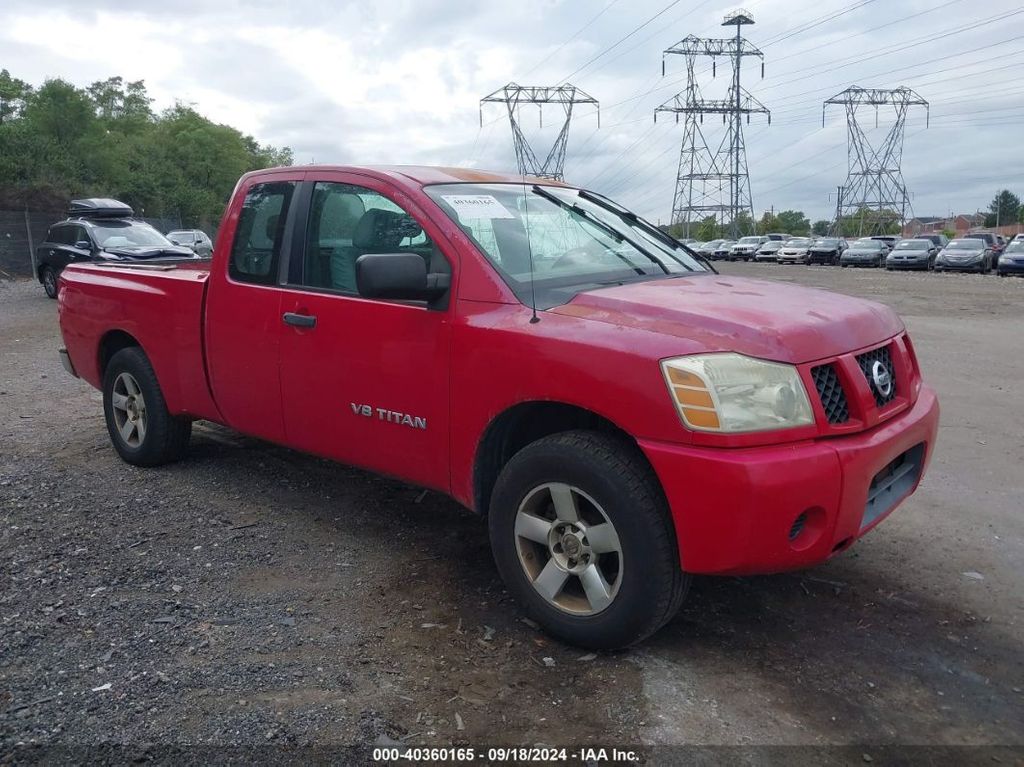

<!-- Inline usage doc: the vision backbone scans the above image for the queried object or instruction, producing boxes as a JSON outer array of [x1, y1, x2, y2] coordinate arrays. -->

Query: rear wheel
[[488, 430, 688, 649], [42, 266, 58, 299], [103, 347, 191, 466]]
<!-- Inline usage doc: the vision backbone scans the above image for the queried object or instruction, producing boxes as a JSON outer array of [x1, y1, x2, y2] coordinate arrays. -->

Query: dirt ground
[[1, 265, 1022, 760]]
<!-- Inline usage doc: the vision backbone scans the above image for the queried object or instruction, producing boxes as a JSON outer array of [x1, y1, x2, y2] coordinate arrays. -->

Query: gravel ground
[[1, 265, 1022, 760]]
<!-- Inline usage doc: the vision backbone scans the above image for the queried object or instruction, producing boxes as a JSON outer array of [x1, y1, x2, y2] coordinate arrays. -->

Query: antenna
[[521, 181, 540, 324]]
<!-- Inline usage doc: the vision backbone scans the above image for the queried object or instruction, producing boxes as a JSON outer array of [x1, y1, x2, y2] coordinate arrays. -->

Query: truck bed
[[58, 261, 223, 422]]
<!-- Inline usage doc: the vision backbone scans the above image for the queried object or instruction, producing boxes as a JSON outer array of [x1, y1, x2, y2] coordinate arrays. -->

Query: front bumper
[[639, 385, 939, 575], [887, 256, 929, 269], [998, 259, 1024, 275], [936, 258, 984, 272]]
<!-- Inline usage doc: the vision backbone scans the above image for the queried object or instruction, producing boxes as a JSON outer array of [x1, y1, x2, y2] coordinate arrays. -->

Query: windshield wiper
[[532, 185, 669, 275], [577, 189, 718, 274]]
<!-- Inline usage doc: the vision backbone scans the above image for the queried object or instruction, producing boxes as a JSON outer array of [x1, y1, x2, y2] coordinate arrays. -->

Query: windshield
[[784, 238, 811, 247], [424, 183, 708, 308], [849, 241, 880, 251], [947, 240, 980, 250], [91, 220, 174, 249], [896, 240, 928, 250], [814, 239, 838, 246], [168, 231, 195, 243], [1006, 241, 1024, 253], [738, 236, 761, 244]]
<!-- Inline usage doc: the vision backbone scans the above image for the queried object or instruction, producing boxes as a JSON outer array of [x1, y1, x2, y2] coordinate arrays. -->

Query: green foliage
[[941, 228, 956, 240], [0, 71, 291, 228], [696, 216, 721, 241], [812, 219, 831, 236], [0, 69, 32, 124], [756, 211, 778, 235], [774, 210, 810, 236], [984, 189, 1020, 227], [834, 207, 901, 236]]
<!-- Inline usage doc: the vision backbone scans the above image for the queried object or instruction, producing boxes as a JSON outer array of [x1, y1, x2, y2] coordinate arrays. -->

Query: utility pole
[[656, 10, 769, 239], [823, 86, 928, 236], [480, 83, 599, 180]]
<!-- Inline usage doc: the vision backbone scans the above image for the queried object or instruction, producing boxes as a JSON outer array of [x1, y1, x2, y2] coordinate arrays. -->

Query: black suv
[[36, 199, 195, 298]]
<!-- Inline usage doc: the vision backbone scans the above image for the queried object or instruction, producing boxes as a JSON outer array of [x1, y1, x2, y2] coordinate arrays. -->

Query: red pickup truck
[[57, 166, 939, 648]]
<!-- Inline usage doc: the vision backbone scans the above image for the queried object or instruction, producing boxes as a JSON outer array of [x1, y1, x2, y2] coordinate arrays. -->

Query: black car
[[36, 199, 196, 298], [914, 233, 949, 249], [886, 238, 938, 271], [807, 237, 847, 265], [840, 239, 887, 267], [167, 229, 214, 257], [996, 239, 1024, 277], [868, 235, 900, 254], [935, 239, 993, 274]]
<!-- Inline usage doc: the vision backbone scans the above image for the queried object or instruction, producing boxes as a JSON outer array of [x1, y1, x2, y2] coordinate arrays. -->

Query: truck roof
[[243, 164, 572, 189]]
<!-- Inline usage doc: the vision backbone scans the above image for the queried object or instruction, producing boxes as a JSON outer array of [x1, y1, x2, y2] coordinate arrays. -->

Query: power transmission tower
[[480, 83, 599, 181], [656, 10, 769, 239], [823, 86, 928, 236]]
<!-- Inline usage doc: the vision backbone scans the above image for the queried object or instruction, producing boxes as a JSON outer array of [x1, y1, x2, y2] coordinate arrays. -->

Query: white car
[[776, 237, 814, 264], [729, 236, 768, 261]]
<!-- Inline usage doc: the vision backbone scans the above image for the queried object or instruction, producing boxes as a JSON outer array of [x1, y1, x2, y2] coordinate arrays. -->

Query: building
[[903, 213, 987, 238]]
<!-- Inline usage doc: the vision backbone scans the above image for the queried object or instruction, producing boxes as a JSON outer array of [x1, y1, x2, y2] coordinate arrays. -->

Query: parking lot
[[1, 264, 1022, 755]]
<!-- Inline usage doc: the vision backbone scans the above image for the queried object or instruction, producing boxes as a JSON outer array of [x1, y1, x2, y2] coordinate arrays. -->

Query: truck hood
[[550, 275, 903, 364]]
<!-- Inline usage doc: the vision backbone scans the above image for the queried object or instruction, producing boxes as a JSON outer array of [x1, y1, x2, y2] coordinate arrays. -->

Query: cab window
[[297, 181, 448, 295], [229, 181, 295, 285]]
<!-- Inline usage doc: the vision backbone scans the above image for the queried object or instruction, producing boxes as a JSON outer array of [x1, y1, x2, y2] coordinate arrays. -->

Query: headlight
[[661, 353, 814, 433]]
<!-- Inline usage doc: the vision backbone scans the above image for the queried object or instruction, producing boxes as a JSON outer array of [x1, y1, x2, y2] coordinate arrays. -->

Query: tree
[[985, 189, 1020, 228], [0, 70, 292, 228], [0, 69, 32, 124], [696, 216, 721, 241], [774, 210, 810, 235], [941, 228, 957, 240], [812, 219, 831, 236], [88, 77, 153, 130], [756, 211, 779, 235]]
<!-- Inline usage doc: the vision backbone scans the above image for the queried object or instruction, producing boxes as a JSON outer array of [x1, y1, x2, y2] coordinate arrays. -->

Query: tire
[[488, 430, 688, 649], [102, 347, 191, 467], [42, 266, 59, 299]]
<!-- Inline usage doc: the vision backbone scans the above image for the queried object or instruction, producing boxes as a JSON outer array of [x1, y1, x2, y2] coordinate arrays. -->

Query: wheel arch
[[472, 400, 659, 516], [98, 330, 143, 378]]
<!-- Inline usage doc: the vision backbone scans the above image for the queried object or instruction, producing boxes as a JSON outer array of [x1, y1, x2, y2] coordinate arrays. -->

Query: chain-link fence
[[0, 208, 196, 279]]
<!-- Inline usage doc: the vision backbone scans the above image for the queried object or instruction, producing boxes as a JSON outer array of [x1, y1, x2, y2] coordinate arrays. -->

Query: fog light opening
[[788, 512, 807, 542], [788, 506, 827, 552]]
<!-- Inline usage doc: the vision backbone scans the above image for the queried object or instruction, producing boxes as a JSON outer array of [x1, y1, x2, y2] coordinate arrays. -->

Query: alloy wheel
[[514, 482, 623, 615], [111, 372, 147, 447]]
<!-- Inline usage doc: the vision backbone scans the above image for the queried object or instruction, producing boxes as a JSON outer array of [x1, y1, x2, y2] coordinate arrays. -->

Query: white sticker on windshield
[[441, 194, 514, 219]]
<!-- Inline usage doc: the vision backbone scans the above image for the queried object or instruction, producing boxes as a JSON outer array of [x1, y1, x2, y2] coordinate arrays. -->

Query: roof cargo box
[[69, 198, 134, 218]]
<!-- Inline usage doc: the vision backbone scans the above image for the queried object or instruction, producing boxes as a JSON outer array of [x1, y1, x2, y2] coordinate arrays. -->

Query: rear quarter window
[[229, 181, 296, 285]]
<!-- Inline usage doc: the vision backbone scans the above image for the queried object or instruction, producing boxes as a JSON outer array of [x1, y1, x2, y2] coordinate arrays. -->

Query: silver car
[[776, 237, 813, 264], [167, 229, 214, 257]]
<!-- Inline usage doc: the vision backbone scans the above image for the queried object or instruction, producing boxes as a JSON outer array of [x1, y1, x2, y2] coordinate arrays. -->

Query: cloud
[[2, 0, 1021, 223]]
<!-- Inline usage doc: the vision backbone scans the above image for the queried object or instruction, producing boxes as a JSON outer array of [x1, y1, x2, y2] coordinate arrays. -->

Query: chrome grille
[[857, 345, 897, 408]]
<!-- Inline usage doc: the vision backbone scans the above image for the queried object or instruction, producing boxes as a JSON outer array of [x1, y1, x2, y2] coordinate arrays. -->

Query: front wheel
[[42, 266, 59, 299], [103, 347, 191, 467], [489, 431, 688, 649]]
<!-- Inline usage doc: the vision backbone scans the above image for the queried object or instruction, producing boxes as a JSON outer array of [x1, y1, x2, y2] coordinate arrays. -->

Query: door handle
[[282, 312, 317, 329]]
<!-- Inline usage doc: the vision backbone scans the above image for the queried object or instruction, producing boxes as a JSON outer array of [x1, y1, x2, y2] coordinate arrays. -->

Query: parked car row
[[35, 199, 214, 298], [705, 230, 1022, 276]]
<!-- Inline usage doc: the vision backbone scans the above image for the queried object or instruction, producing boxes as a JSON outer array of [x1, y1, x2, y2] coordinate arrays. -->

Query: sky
[[3, 0, 1022, 224]]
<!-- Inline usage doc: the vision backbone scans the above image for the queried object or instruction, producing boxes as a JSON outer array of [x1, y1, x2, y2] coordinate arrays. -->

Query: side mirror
[[355, 253, 450, 303], [75, 240, 92, 251]]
